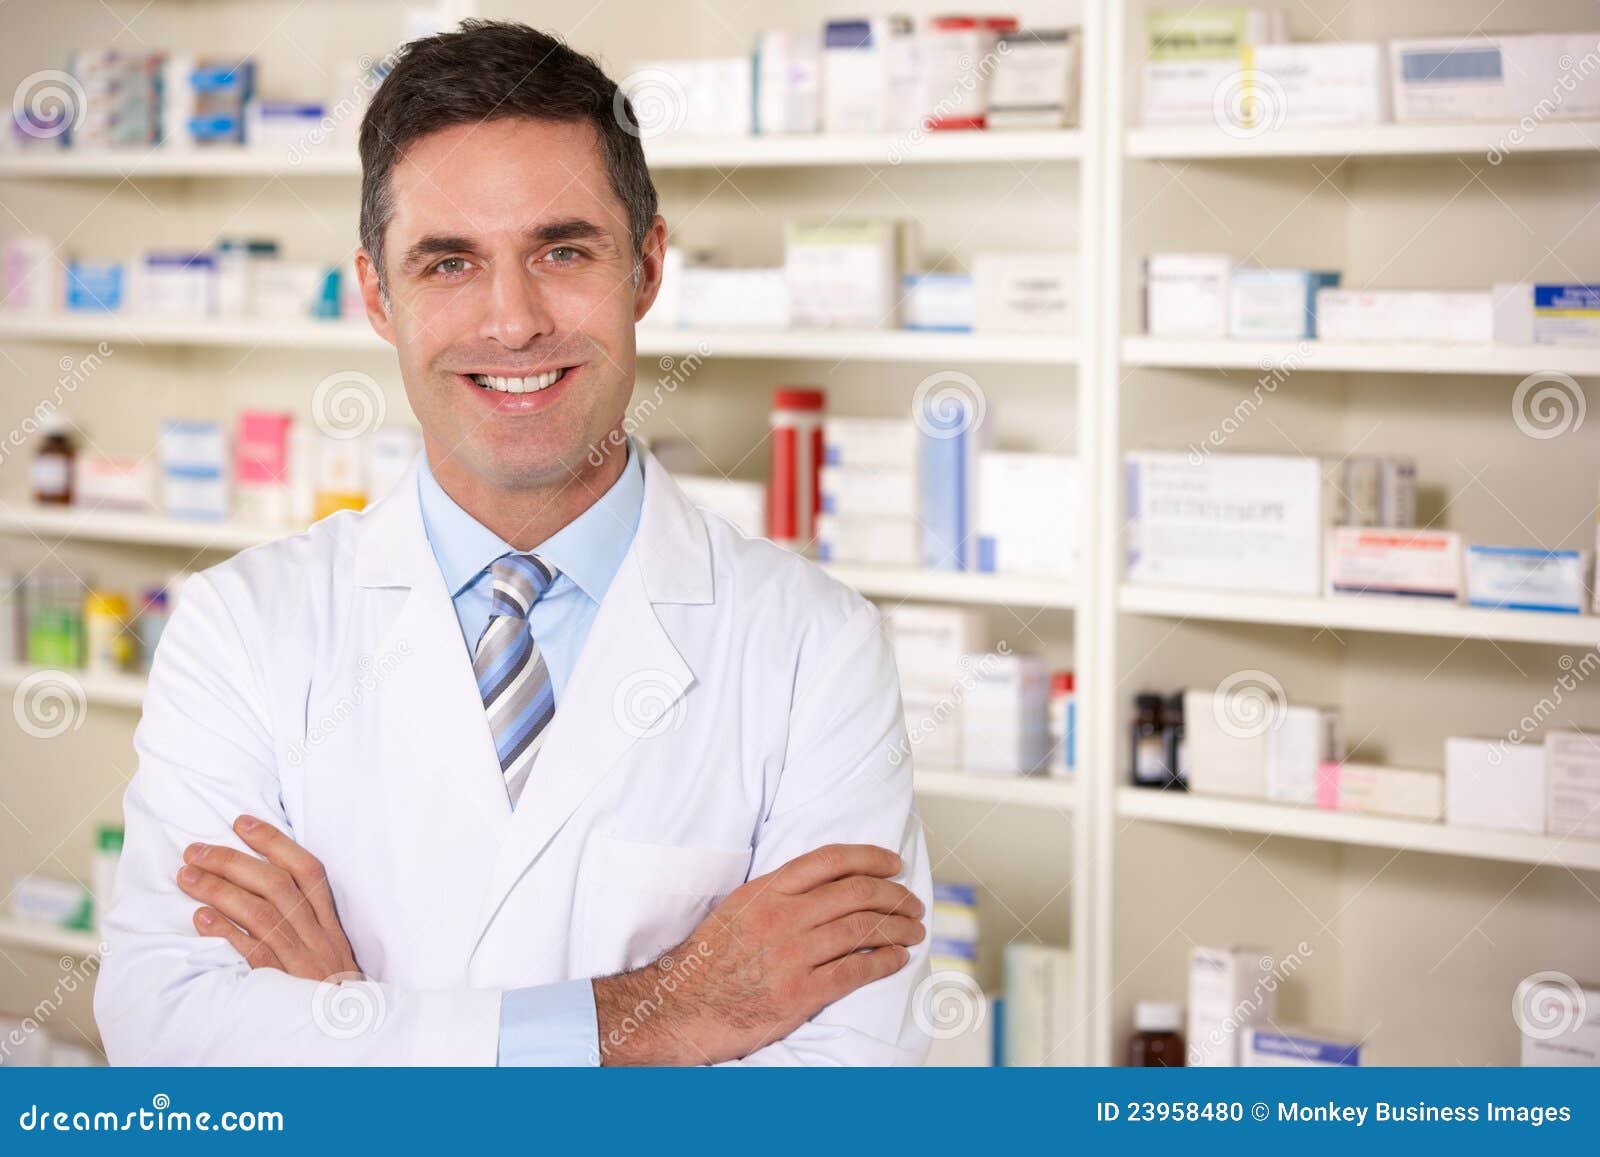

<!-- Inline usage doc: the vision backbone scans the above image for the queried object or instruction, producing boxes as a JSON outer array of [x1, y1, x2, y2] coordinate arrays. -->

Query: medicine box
[[885, 604, 988, 689], [673, 475, 766, 539], [1004, 944, 1075, 1067], [1228, 268, 1341, 341], [1445, 737, 1547, 835], [1466, 546, 1590, 614], [1183, 688, 1268, 800], [901, 273, 975, 333], [823, 417, 918, 469], [366, 426, 421, 505], [1187, 945, 1276, 1067], [1519, 979, 1600, 1067], [1266, 705, 1344, 805], [680, 266, 789, 330], [134, 251, 216, 316], [75, 456, 153, 512], [628, 58, 751, 137], [1247, 42, 1389, 127], [1316, 761, 1445, 822], [1125, 452, 1325, 596], [1493, 283, 1600, 348], [1243, 1026, 1361, 1067], [989, 28, 1081, 129], [901, 687, 963, 768], [973, 253, 1076, 335], [1315, 289, 1494, 345], [785, 218, 912, 330], [917, 390, 989, 572], [754, 30, 821, 135], [815, 513, 918, 567], [1545, 731, 1600, 841], [1337, 456, 1416, 529], [1146, 8, 1288, 61], [976, 452, 1078, 578], [960, 653, 1051, 776], [159, 419, 226, 521], [1391, 35, 1600, 125], [65, 260, 124, 311], [822, 17, 918, 134], [1326, 528, 1463, 601], [820, 464, 917, 518], [1145, 254, 1231, 339]]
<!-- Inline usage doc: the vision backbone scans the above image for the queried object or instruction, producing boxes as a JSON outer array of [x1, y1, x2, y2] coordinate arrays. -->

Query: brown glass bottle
[[1129, 1001, 1185, 1066]]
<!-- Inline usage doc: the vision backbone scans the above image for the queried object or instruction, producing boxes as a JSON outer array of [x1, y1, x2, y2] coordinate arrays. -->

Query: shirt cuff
[[497, 979, 600, 1066]]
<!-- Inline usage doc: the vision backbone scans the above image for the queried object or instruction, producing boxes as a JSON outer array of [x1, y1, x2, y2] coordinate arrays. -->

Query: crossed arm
[[177, 817, 924, 1065]]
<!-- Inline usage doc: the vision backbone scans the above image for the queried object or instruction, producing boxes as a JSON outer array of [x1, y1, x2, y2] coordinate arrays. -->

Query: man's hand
[[592, 843, 925, 1066], [176, 815, 363, 983]]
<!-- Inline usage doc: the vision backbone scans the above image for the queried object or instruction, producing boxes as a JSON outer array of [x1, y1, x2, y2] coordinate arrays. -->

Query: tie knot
[[488, 553, 557, 619]]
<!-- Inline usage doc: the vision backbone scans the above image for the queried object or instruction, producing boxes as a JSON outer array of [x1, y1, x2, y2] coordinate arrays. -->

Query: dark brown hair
[[358, 20, 658, 288]]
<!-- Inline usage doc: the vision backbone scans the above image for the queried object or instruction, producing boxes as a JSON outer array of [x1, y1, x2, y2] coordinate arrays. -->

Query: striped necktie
[[472, 552, 558, 809]]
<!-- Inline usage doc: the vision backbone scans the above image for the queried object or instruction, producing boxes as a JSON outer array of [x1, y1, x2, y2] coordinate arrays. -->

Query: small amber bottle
[[31, 413, 75, 505], [1129, 1001, 1185, 1066]]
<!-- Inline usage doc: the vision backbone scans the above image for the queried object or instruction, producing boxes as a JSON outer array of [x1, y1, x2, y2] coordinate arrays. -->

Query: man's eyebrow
[[527, 218, 613, 246], [400, 235, 477, 273]]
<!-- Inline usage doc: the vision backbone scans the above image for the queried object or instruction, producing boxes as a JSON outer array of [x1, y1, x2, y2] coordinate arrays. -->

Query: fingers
[[768, 844, 903, 896], [232, 816, 340, 931], [803, 875, 924, 926], [178, 861, 306, 967], [193, 906, 283, 971], [808, 912, 925, 965], [809, 944, 910, 1006], [180, 841, 334, 965]]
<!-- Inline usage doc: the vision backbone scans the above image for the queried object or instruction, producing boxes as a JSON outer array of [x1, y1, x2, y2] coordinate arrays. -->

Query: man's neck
[[425, 438, 630, 552]]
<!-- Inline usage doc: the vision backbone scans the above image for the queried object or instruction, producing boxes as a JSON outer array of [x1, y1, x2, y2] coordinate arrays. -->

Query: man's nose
[[479, 262, 555, 350]]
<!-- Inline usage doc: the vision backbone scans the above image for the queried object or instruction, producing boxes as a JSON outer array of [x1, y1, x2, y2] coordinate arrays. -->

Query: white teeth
[[471, 368, 565, 393]]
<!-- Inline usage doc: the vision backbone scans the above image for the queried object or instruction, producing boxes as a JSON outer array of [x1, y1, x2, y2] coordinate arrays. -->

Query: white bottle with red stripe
[[768, 387, 826, 553]]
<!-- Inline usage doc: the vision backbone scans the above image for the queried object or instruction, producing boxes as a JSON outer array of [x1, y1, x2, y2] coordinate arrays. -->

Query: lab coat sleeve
[[94, 570, 503, 1066], [722, 597, 933, 1066]]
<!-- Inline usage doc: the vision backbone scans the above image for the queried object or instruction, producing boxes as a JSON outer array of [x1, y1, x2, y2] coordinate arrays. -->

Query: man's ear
[[356, 250, 397, 347], [631, 215, 669, 323]]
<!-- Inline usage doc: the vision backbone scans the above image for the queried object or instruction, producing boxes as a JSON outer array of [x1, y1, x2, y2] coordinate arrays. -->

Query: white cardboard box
[[1267, 706, 1344, 805], [976, 452, 1078, 577], [1249, 42, 1389, 126], [973, 252, 1076, 335], [1126, 452, 1325, 596], [1184, 688, 1268, 800], [1315, 289, 1494, 345], [1520, 978, 1600, 1067], [1546, 731, 1600, 840], [1445, 737, 1547, 835], [1317, 761, 1444, 821], [1145, 253, 1231, 338], [885, 605, 988, 691], [1188, 945, 1275, 1067], [1326, 527, 1463, 601]]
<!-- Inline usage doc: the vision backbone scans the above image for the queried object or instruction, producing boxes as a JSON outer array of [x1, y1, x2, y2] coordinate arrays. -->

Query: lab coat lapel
[[470, 445, 715, 947], [356, 464, 513, 904]]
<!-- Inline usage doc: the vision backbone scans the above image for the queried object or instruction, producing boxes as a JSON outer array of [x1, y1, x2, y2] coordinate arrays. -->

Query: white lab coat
[[94, 443, 932, 1066]]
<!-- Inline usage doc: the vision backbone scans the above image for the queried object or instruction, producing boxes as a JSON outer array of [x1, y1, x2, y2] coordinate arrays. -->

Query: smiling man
[[94, 21, 931, 1066]]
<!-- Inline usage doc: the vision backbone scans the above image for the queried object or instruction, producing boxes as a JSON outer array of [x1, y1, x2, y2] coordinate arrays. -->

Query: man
[[94, 21, 931, 1066]]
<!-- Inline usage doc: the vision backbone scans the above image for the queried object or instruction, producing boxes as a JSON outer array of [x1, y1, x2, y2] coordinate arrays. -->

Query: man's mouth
[[467, 366, 574, 394]]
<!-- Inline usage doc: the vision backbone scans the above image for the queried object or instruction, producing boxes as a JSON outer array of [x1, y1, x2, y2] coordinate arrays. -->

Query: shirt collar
[[416, 436, 644, 605]]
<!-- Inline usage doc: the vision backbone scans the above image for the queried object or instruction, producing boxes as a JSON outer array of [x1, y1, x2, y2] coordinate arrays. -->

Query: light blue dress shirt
[[415, 437, 644, 1067]]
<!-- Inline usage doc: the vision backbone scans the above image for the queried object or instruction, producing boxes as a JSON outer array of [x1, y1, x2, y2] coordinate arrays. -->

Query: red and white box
[[1326, 527, 1462, 600]]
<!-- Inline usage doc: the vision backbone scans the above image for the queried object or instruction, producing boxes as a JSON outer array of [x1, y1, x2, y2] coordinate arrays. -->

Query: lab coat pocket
[[577, 834, 751, 974]]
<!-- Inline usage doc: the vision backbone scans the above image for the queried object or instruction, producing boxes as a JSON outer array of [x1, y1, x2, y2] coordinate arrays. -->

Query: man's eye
[[433, 257, 471, 276], [546, 246, 583, 263]]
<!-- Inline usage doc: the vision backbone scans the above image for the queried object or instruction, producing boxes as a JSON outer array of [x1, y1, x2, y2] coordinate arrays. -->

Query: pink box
[[234, 411, 293, 485], [1315, 760, 1341, 810]]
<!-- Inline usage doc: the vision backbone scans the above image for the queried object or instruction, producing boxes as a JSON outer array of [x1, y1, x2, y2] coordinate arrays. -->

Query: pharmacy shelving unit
[[0, 0, 1105, 1064], [1091, 0, 1600, 1066]]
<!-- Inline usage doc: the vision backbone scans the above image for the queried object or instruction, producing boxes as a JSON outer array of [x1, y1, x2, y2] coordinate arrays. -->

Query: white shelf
[[1119, 584, 1600, 647], [0, 505, 280, 552], [0, 314, 1078, 366], [0, 663, 148, 709], [1117, 788, 1600, 873], [825, 564, 1075, 609], [916, 767, 1077, 809], [1122, 336, 1600, 377], [1126, 121, 1600, 161], [0, 131, 1082, 179], [0, 917, 104, 957]]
